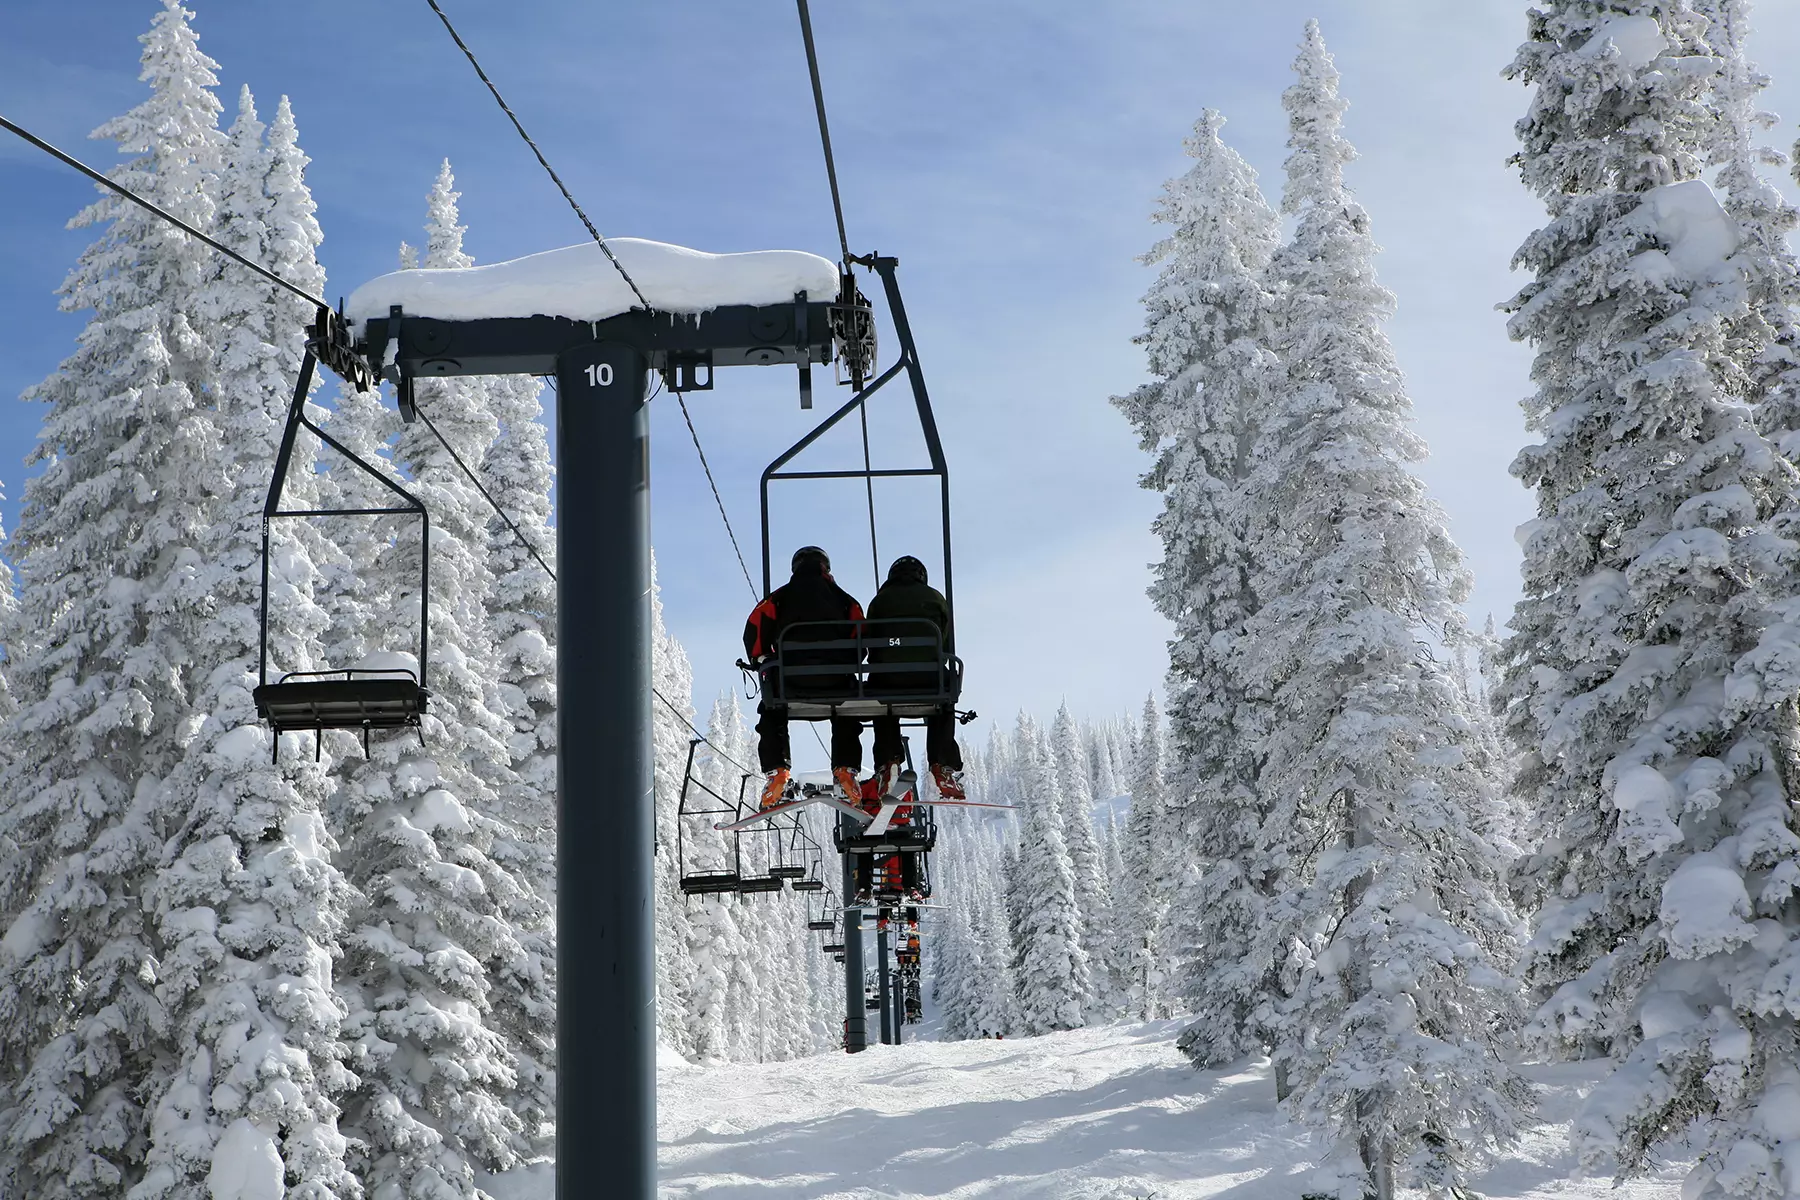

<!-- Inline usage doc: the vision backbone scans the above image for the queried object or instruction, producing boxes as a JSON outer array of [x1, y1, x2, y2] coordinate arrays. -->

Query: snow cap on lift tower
[[792, 545, 830, 574]]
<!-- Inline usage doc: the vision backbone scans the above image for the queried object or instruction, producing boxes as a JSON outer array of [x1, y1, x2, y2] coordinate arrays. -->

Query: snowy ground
[[485, 1020, 1687, 1199]]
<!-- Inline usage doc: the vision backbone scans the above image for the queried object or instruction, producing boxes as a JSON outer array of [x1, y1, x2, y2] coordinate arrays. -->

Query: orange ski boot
[[758, 767, 791, 811], [833, 767, 861, 807], [930, 763, 967, 801]]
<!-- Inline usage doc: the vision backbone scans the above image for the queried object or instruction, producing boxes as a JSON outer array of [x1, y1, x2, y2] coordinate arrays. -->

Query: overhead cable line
[[414, 394, 767, 781], [424, 0, 653, 313], [795, 0, 851, 268], [674, 395, 760, 604], [413, 402, 557, 582], [792, 3, 882, 592], [422, 2, 767, 610], [653, 687, 760, 780], [0, 113, 329, 312]]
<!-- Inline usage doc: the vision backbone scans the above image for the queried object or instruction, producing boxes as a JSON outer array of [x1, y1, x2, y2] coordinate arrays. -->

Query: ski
[[907, 798, 1017, 809], [713, 792, 870, 832]]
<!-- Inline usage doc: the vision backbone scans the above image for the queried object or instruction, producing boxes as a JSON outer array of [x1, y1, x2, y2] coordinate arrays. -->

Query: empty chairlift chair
[[254, 350, 431, 760]]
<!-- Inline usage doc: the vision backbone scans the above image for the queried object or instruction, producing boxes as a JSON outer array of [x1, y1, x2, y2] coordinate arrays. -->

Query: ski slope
[[483, 1020, 1689, 1199]]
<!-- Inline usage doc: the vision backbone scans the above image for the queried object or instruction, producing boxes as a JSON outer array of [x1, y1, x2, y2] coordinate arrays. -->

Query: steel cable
[[0, 113, 329, 311], [424, 0, 652, 312]]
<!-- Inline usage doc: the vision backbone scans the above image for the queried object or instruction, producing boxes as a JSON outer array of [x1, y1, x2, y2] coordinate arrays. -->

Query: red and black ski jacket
[[743, 564, 864, 698]]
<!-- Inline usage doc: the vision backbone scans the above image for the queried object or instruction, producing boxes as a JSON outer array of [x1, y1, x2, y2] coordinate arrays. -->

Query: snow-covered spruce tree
[[478, 358, 557, 1151], [0, 4, 227, 1191], [0, 486, 17, 731], [1701, 0, 1800, 475], [1050, 703, 1115, 1013], [1007, 715, 1090, 1034], [1499, 7, 1800, 1196], [1119, 694, 1171, 1018], [1112, 106, 1284, 1064], [133, 85, 362, 1198], [1236, 22, 1529, 1198], [329, 164, 526, 1194], [651, 565, 699, 1059], [682, 694, 750, 1062]]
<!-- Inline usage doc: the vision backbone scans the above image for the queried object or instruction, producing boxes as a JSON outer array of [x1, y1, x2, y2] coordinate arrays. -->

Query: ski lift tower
[[341, 248, 865, 1200]]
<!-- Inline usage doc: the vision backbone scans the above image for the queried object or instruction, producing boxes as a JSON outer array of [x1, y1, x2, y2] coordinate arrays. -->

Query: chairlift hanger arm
[[755, 258, 954, 648]]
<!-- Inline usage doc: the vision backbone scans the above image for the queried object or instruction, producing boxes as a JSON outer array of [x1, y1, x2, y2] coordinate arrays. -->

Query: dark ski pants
[[855, 851, 921, 897], [871, 708, 963, 772], [756, 703, 863, 773]]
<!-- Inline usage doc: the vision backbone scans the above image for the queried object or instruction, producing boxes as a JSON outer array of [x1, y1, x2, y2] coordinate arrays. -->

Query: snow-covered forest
[[4, 1, 1800, 1198]]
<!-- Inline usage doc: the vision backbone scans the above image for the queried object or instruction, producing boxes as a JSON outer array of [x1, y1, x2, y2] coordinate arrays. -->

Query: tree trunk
[[1345, 802, 1392, 1200]]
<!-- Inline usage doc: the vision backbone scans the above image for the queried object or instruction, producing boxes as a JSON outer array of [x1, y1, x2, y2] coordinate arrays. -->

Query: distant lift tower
[[357, 287, 858, 1199]]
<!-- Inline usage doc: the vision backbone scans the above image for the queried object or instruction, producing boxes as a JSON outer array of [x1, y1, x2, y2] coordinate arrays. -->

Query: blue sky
[[4, 1, 1800, 770]]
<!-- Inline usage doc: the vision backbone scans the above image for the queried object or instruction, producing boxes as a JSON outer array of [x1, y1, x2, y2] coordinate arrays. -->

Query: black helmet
[[886, 555, 927, 585], [792, 545, 831, 573]]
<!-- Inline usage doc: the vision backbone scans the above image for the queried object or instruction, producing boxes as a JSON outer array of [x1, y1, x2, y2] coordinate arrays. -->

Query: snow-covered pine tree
[[0, 4, 227, 1190], [651, 564, 700, 1059], [1049, 703, 1113, 1014], [1007, 715, 1090, 1035], [1236, 22, 1528, 1198], [1499, 6, 1800, 1195], [1119, 694, 1170, 1018], [133, 84, 361, 1198], [328, 164, 526, 1195], [476, 341, 557, 1153], [681, 694, 752, 1061], [1701, 0, 1800, 479], [0, 486, 17, 732], [1113, 105, 1285, 1065]]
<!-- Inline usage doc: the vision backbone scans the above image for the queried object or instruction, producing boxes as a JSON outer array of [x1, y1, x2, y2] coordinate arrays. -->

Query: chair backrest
[[764, 618, 961, 709]]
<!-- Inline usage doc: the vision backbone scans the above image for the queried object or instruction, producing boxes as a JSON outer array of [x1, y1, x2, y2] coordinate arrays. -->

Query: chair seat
[[679, 872, 742, 895], [736, 875, 786, 894], [254, 677, 428, 732], [786, 698, 948, 719], [791, 879, 825, 893], [836, 829, 935, 854]]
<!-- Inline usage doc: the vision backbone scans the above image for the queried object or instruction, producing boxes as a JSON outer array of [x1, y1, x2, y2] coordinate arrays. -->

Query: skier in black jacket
[[866, 555, 965, 799], [743, 545, 865, 809]]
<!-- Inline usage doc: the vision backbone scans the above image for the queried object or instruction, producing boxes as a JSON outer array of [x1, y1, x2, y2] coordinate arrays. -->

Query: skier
[[743, 545, 865, 809], [867, 555, 966, 798], [850, 771, 926, 905]]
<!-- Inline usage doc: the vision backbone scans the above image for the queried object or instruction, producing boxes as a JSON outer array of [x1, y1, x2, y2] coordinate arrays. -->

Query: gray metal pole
[[841, 827, 866, 1053], [893, 969, 903, 1046], [556, 342, 653, 1198], [877, 922, 893, 1045]]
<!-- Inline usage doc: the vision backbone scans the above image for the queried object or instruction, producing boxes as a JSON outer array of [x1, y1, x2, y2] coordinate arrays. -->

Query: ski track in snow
[[487, 1021, 1689, 1199]]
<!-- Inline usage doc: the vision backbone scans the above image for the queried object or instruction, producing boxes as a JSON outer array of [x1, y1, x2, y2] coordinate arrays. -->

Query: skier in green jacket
[[866, 555, 965, 799]]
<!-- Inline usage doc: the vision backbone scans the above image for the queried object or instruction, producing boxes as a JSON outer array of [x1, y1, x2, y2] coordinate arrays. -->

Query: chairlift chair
[[754, 257, 969, 728], [255, 349, 430, 760], [675, 739, 746, 896]]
